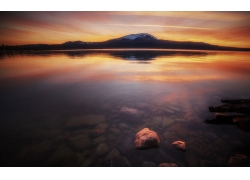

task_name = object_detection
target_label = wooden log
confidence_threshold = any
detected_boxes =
[221,99,250,104]
[233,117,250,123]
[215,113,244,120]
[204,113,244,125]
[209,105,250,114]
[233,117,250,132]
[204,119,235,125]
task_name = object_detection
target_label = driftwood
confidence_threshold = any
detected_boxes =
[221,99,250,104]
[204,113,244,125]
[206,99,250,131]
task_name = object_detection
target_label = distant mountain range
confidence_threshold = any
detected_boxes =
[1,33,250,51]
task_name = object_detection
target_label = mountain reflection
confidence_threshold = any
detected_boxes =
[0,49,210,62]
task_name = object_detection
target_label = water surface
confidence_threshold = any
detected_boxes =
[0,49,250,166]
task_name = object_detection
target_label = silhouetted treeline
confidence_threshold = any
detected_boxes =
[1,38,250,51]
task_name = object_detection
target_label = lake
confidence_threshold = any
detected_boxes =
[0,49,250,167]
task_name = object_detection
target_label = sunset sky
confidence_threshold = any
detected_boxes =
[1,11,250,48]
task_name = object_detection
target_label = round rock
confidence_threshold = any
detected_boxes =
[135,128,160,148]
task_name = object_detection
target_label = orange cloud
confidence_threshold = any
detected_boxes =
[0,12,250,47]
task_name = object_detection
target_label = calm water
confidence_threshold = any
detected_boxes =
[0,49,250,167]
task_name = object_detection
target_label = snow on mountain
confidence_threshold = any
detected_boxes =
[118,33,158,41]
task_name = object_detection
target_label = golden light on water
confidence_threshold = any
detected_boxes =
[1,51,250,84]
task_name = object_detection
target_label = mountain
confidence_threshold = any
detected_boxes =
[108,33,158,42]
[1,33,250,51]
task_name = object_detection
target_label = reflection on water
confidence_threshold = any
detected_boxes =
[0,49,250,167]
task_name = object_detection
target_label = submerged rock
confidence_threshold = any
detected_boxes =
[150,117,163,126]
[84,149,94,158]
[118,122,131,129]
[167,124,188,137]
[96,143,109,156]
[172,141,186,151]
[158,163,178,167]
[88,128,105,138]
[95,123,109,130]
[116,135,135,155]
[66,114,106,128]
[227,154,250,167]
[185,153,200,167]
[162,132,171,139]
[161,117,175,128]
[43,145,76,166]
[135,128,160,148]
[105,148,120,161]
[120,107,141,120]
[93,135,107,146]
[81,154,96,167]
[111,156,131,167]
[109,128,121,135]
[69,134,92,151]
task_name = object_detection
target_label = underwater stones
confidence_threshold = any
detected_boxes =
[188,130,203,137]
[95,123,109,130]
[17,140,52,162]
[81,154,96,167]
[120,107,141,120]
[227,154,250,167]
[172,141,186,151]
[88,128,106,138]
[109,128,121,135]
[167,124,188,137]
[69,134,92,151]
[185,153,200,167]
[150,117,162,126]
[84,149,94,158]
[120,107,139,115]
[118,122,131,129]
[158,163,178,167]
[106,133,117,141]
[105,148,120,161]
[43,145,76,166]
[111,156,131,167]
[116,135,135,155]
[161,117,175,128]
[162,132,171,139]
[142,161,157,167]
[66,114,106,128]
[135,128,160,149]
[93,135,107,146]
[96,143,109,156]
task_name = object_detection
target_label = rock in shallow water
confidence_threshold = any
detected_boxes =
[227,154,250,167]
[135,128,160,149]
[172,141,186,151]
[69,134,92,151]
[161,117,175,128]
[111,156,131,167]
[119,107,141,120]
[96,143,109,156]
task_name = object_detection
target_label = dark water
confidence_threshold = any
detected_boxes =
[0,49,250,167]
